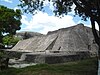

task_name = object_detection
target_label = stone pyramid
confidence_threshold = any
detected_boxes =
[11,24,98,55]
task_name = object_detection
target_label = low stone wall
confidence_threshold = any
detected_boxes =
[25,54,45,63]
[45,55,79,64]
[45,52,90,64]
[1,49,91,64]
[24,51,90,64]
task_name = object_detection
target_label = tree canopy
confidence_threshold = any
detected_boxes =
[0,5,22,48]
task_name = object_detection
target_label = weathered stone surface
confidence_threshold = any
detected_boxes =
[11,24,98,56]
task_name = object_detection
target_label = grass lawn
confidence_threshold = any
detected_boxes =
[0,57,97,75]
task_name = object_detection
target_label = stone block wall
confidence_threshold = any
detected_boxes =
[23,51,90,64]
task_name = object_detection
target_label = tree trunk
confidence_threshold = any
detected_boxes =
[98,43,100,74]
[98,48,100,75]
[98,26,100,75]
[90,18,100,75]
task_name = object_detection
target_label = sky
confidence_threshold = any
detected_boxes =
[0,0,99,34]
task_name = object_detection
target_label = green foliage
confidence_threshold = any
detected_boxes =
[3,35,20,47]
[12,37,20,46]
[0,50,6,58]
[0,5,22,48]
[19,0,44,14]
[0,52,4,58]
[0,5,22,34]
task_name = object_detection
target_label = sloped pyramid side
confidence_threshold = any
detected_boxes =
[34,33,58,51]
[24,33,58,52]
[11,33,58,52]
[51,25,89,51]
[52,25,97,54]
[12,37,40,52]
[25,36,45,51]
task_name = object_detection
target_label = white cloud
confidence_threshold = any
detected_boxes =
[21,15,30,26]
[1,0,12,3]
[21,11,76,34]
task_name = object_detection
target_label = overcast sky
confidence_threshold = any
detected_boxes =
[0,0,99,34]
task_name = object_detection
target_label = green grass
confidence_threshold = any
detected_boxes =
[0,57,97,75]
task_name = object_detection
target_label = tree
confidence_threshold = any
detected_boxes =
[23,32,29,39]
[19,0,99,74]
[0,5,22,48]
[3,35,20,48]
